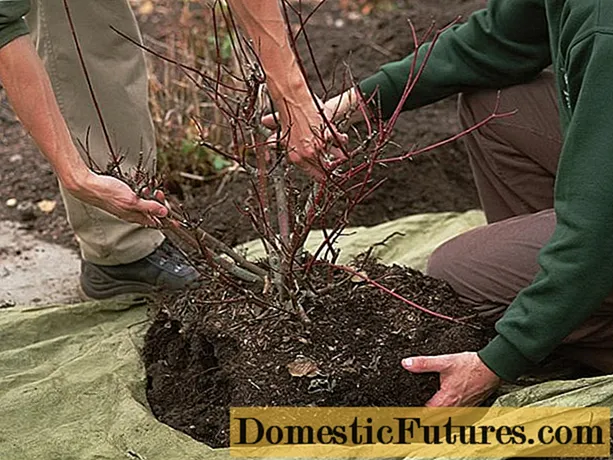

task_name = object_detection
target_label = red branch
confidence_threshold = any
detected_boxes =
[331,263,470,326]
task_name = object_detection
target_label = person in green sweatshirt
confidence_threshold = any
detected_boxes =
[0,0,341,298]
[293,0,613,406]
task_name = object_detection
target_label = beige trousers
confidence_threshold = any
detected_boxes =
[26,0,164,265]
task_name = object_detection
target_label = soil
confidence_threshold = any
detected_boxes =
[144,260,492,447]
[0,96,76,249]
[0,221,80,308]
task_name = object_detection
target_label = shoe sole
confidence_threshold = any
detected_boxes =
[79,265,156,301]
[77,283,154,302]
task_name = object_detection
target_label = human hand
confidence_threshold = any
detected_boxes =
[65,171,169,227]
[262,95,351,181]
[401,352,501,407]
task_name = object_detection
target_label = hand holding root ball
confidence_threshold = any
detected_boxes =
[402,352,501,407]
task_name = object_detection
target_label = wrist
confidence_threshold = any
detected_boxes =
[58,162,91,195]
[478,335,532,382]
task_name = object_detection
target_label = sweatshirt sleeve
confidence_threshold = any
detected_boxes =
[0,0,30,50]
[359,0,551,118]
[479,32,613,381]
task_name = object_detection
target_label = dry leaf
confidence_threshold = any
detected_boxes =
[37,200,57,214]
[361,3,374,15]
[287,357,319,378]
[350,271,367,283]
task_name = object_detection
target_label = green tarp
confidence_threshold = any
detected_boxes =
[0,299,222,460]
[237,210,487,272]
[2,211,612,459]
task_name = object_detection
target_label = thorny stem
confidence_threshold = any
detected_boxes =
[271,150,291,301]
[160,216,263,284]
[166,209,267,278]
[273,160,291,248]
[379,94,516,164]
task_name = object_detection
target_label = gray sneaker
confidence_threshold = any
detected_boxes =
[79,239,200,299]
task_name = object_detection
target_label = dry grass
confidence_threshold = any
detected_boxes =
[140,0,240,181]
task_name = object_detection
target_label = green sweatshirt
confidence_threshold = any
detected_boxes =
[0,0,30,50]
[360,0,613,381]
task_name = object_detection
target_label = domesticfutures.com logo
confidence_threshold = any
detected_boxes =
[230,407,610,458]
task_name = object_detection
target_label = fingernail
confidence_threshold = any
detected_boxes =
[402,358,413,368]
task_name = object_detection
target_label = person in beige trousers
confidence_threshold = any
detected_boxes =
[0,0,340,299]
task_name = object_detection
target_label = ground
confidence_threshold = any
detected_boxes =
[0,221,79,307]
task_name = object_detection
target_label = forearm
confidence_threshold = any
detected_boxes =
[0,35,168,226]
[228,0,351,178]
[227,0,316,121]
[0,36,88,191]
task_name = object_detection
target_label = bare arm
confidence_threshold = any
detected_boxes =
[227,0,346,179]
[262,87,361,124]
[0,36,167,226]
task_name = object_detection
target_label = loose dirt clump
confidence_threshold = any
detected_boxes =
[144,260,491,447]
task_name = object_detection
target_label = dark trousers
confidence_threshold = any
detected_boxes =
[427,72,613,373]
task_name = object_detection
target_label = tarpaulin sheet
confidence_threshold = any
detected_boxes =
[3,210,612,459]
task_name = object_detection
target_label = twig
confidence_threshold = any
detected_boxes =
[331,263,480,330]
[166,209,267,278]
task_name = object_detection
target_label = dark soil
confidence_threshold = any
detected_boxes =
[0,94,76,249]
[144,260,491,447]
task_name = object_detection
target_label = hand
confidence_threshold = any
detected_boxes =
[262,97,349,181]
[402,352,501,407]
[64,171,169,227]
